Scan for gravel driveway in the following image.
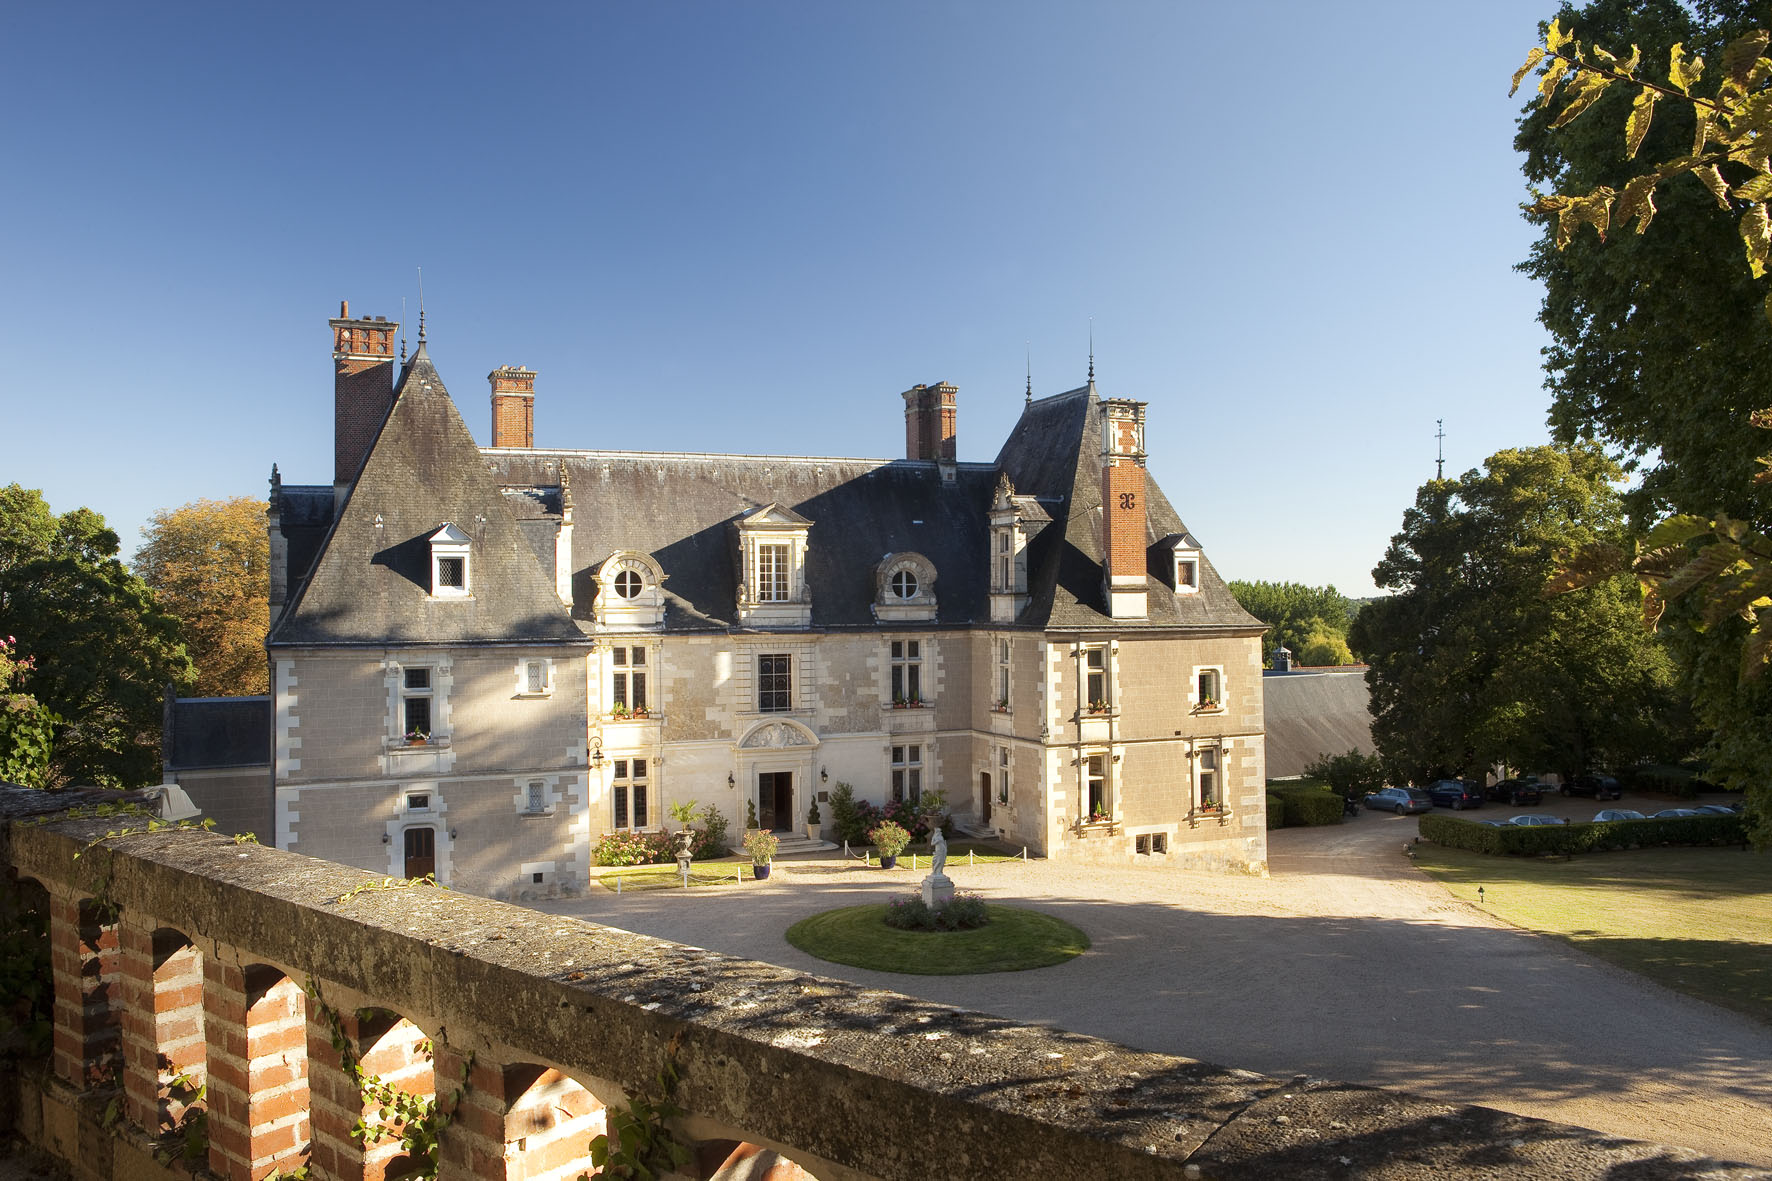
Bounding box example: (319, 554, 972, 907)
(534, 803, 1772, 1168)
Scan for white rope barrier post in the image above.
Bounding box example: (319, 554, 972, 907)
(616, 875, 623, 894)
(1021, 846, 1028, 860)
(969, 849, 975, 866)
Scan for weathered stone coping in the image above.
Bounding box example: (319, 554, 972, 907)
(1, 785, 1764, 1180)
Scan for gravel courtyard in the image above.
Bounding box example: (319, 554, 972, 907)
(533, 809, 1772, 1168)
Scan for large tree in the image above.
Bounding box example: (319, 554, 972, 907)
(0, 485, 192, 787)
(134, 498, 269, 697)
(1350, 445, 1683, 784)
(1227, 580, 1357, 666)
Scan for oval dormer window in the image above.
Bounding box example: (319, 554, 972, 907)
(614, 569, 643, 599)
(890, 569, 919, 600)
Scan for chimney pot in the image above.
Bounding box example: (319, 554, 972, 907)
(340, 300, 348, 318)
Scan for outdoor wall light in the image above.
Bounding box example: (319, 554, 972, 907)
(821, 766, 828, 782)
(449, 829, 457, 840)
(728, 772, 735, 788)
(381, 834, 390, 844)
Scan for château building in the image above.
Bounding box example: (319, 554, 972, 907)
(259, 303, 1268, 897)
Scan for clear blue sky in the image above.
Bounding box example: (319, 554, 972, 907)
(1, 1, 1556, 597)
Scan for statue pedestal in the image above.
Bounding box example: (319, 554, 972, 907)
(920, 873, 954, 907)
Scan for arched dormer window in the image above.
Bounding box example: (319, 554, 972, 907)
(874, 552, 937, 622)
(429, 524, 471, 599)
(593, 551, 666, 630)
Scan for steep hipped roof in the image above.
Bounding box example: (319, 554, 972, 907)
(993, 385, 1262, 631)
(486, 450, 995, 630)
(269, 345, 582, 647)
(1262, 668, 1375, 778)
(165, 697, 271, 769)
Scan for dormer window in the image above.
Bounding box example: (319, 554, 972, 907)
(429, 524, 471, 599)
(1161, 534, 1202, 596)
(734, 504, 813, 628)
(594, 552, 667, 631)
(874, 552, 937, 622)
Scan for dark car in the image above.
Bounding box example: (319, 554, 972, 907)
(1486, 777, 1544, 806)
(1425, 778, 1484, 810)
(1695, 803, 1742, 815)
(1561, 774, 1623, 800)
(1364, 787, 1433, 815)
(1649, 808, 1700, 819)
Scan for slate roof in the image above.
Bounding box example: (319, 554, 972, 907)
(1262, 668, 1376, 778)
(164, 697, 272, 769)
(269, 344, 583, 647)
(993, 385, 1262, 631)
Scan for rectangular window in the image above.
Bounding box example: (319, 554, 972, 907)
(1199, 747, 1219, 808)
(437, 556, 465, 589)
(891, 744, 922, 803)
(890, 639, 922, 704)
(1197, 667, 1222, 709)
(757, 543, 790, 602)
(612, 759, 649, 829)
(999, 555, 1011, 590)
(526, 780, 546, 813)
(1177, 558, 1198, 589)
(612, 647, 647, 713)
(997, 744, 1009, 803)
(1084, 647, 1108, 710)
(1086, 755, 1107, 817)
(997, 639, 1011, 706)
(403, 667, 432, 738)
(526, 660, 546, 694)
(406, 792, 430, 812)
(758, 653, 791, 712)
(1136, 833, 1151, 855)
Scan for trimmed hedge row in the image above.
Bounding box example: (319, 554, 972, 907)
(1268, 785, 1344, 828)
(1420, 812, 1745, 856)
(1266, 794, 1286, 830)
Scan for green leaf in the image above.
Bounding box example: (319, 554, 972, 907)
(1642, 512, 1718, 550)
(1742, 609, 1772, 679)
(1546, 18, 1571, 55)
(1722, 30, 1770, 86)
(1694, 163, 1733, 209)
(1616, 174, 1660, 233)
(1539, 57, 1573, 107)
(1624, 87, 1658, 159)
(1669, 42, 1703, 94)
(1743, 203, 1772, 278)
(1734, 175, 1772, 203)
(1655, 540, 1749, 604)
(1511, 46, 1546, 96)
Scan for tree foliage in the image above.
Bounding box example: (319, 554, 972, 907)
(0, 636, 54, 786)
(1227, 580, 1357, 666)
(134, 497, 269, 697)
(1349, 446, 1684, 785)
(0, 485, 192, 787)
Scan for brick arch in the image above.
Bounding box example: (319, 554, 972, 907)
(203, 961, 310, 1181)
(440, 1062, 604, 1180)
(121, 925, 207, 1134)
(308, 1004, 438, 1181)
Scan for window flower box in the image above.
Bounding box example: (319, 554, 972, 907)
(891, 696, 926, 709)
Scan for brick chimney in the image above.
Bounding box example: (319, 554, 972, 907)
(329, 301, 399, 500)
(489, 365, 536, 448)
(1100, 397, 1148, 618)
(901, 382, 957, 462)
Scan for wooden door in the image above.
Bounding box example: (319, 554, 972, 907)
(403, 827, 436, 879)
(981, 772, 992, 827)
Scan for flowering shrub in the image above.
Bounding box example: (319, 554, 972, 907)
(868, 820, 911, 858)
(883, 891, 989, 931)
(0, 637, 54, 787)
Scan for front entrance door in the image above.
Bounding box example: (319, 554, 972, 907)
(758, 772, 794, 832)
(403, 827, 435, 879)
(981, 772, 992, 827)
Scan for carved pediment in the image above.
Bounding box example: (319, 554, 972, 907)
(739, 722, 814, 748)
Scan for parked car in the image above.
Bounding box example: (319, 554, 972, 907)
(1425, 779, 1484, 810)
(1649, 808, 1700, 819)
(1486, 777, 1544, 805)
(1593, 809, 1647, 822)
(1364, 787, 1433, 815)
(1506, 814, 1569, 826)
(1561, 774, 1622, 800)
(1694, 804, 1742, 815)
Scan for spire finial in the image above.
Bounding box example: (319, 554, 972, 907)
(400, 296, 408, 362)
(1025, 343, 1033, 405)
(417, 266, 427, 343)
(1435, 418, 1446, 479)
(1087, 318, 1094, 384)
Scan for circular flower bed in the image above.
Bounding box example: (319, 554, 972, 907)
(883, 891, 988, 931)
(785, 903, 1088, 975)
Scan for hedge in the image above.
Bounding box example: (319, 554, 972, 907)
(1266, 794, 1286, 830)
(1419, 812, 1745, 856)
(1270, 784, 1344, 828)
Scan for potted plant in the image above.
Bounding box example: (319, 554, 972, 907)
(632, 703, 650, 719)
(869, 819, 910, 868)
(668, 799, 699, 833)
(806, 800, 821, 840)
(1087, 807, 1110, 824)
(995, 696, 1009, 711)
(743, 828, 779, 880)
(1088, 699, 1110, 715)
(404, 729, 429, 746)
(610, 702, 630, 720)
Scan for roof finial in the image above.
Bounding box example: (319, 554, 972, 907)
(417, 266, 427, 343)
(1436, 418, 1446, 480)
(1087, 318, 1094, 384)
(400, 296, 408, 362)
(1025, 343, 1033, 405)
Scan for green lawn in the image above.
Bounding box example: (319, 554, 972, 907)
(1413, 844, 1772, 1025)
(593, 859, 750, 892)
(860, 841, 1027, 868)
(785, 904, 1089, 975)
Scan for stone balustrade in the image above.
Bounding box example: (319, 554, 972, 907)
(0, 785, 1760, 1181)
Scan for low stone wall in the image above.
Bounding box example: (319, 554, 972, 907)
(0, 784, 1761, 1180)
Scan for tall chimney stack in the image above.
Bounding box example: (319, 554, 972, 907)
(330, 300, 399, 503)
(489, 365, 536, 448)
(1100, 397, 1149, 618)
(901, 381, 957, 461)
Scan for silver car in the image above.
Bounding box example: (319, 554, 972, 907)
(1594, 809, 1646, 822)
(1507, 814, 1569, 826)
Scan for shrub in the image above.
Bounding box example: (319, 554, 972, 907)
(829, 782, 877, 845)
(743, 828, 779, 865)
(1266, 794, 1286, 830)
(1273, 785, 1344, 827)
(694, 802, 731, 859)
(1420, 812, 1745, 856)
(869, 820, 912, 857)
(882, 891, 990, 931)
(593, 831, 655, 867)
(1302, 749, 1389, 801)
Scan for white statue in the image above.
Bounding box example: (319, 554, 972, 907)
(930, 826, 947, 876)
